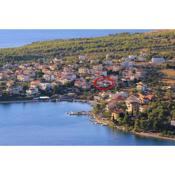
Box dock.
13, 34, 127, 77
67, 111, 91, 116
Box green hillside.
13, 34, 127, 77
0, 30, 175, 63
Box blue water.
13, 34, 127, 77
1, 29, 172, 146
0, 102, 174, 146
0, 29, 151, 48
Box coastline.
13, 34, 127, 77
0, 98, 94, 105
91, 113, 175, 142
1, 98, 175, 142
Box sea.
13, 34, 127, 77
0, 101, 174, 146
0, 29, 174, 146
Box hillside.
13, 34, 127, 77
0, 30, 175, 63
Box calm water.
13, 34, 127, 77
0, 29, 172, 146
0, 29, 151, 48
0, 102, 174, 146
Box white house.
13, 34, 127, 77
127, 55, 136, 61
121, 61, 134, 68
137, 56, 146, 62
151, 57, 165, 64
26, 87, 39, 96
39, 83, 52, 91
103, 60, 113, 65
79, 55, 86, 60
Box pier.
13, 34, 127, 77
67, 111, 91, 116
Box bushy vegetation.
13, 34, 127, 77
0, 30, 175, 64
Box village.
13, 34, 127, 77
0, 52, 175, 137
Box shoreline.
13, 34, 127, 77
1, 99, 175, 142
91, 113, 175, 142
0, 98, 94, 105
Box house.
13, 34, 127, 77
105, 100, 116, 111
136, 82, 147, 92
60, 72, 76, 83
90, 59, 99, 64
17, 74, 30, 82
111, 109, 124, 121
125, 95, 140, 115
110, 94, 126, 102
39, 83, 52, 91
171, 120, 175, 126
106, 53, 110, 60
114, 91, 128, 98
6, 80, 15, 87
43, 74, 55, 81
6, 86, 23, 95
49, 64, 57, 71
0, 73, 5, 80
138, 93, 154, 104
126, 55, 136, 61
151, 57, 165, 64
121, 61, 134, 68
139, 105, 148, 113
26, 87, 39, 96
137, 56, 146, 62
94, 96, 101, 101
30, 80, 41, 88
94, 70, 107, 76
78, 68, 89, 74
79, 55, 87, 60
59, 79, 69, 85
93, 64, 103, 71
103, 60, 113, 65
99, 92, 111, 99
74, 78, 90, 90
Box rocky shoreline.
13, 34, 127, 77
91, 112, 175, 142
0, 99, 175, 142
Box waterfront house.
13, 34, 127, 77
105, 100, 116, 111
6, 80, 15, 87
94, 96, 101, 101
111, 109, 124, 121
6, 86, 23, 95
26, 87, 39, 96
30, 80, 41, 88
125, 95, 140, 115
39, 83, 52, 91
